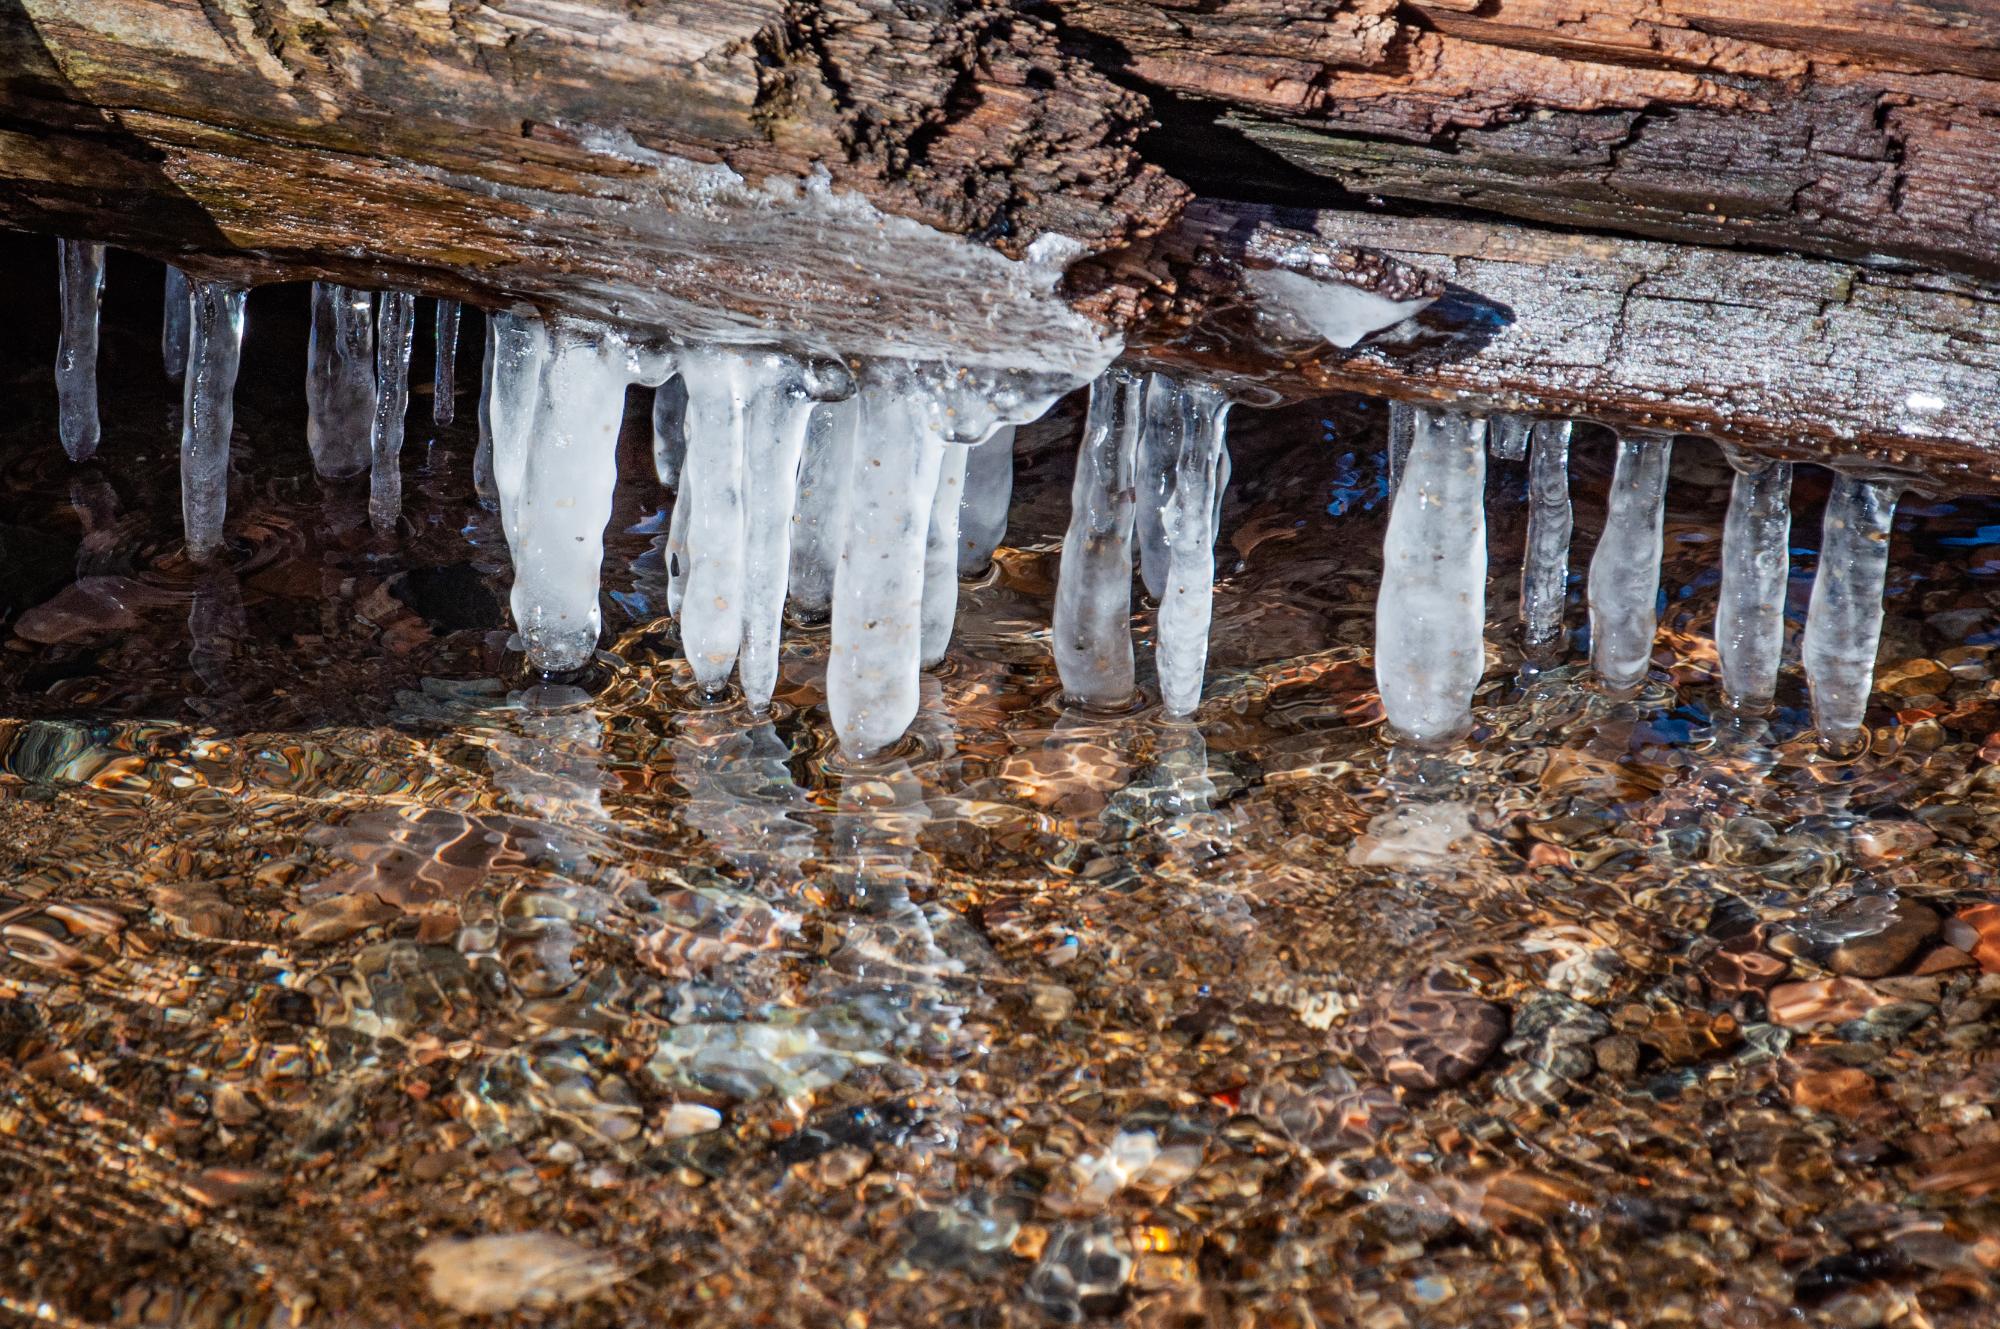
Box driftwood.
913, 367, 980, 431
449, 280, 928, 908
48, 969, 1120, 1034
3, 0, 1998, 464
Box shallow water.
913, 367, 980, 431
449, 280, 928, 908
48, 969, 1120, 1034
4, 244, 2000, 1327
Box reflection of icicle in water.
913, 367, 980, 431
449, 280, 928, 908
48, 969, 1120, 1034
1385, 400, 1416, 495
433, 298, 461, 426
1716, 451, 1793, 713
922, 442, 969, 667
488, 685, 612, 873
652, 376, 688, 488
188, 569, 245, 695
368, 291, 418, 532
1053, 370, 1144, 708
498, 319, 629, 673
1488, 414, 1532, 462
1587, 431, 1673, 695
789, 400, 856, 622
179, 281, 248, 561
55, 240, 105, 463
670, 714, 816, 881
306, 283, 376, 480
1375, 407, 1487, 744
163, 267, 190, 383
1803, 474, 1900, 752
1148, 374, 1234, 716
1521, 419, 1573, 661
958, 425, 1013, 576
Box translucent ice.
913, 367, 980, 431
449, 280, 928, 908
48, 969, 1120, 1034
788, 399, 857, 623
179, 281, 248, 560
1488, 414, 1532, 462
306, 282, 376, 480
1053, 370, 1144, 708
922, 442, 969, 667
486, 311, 550, 552
1375, 406, 1488, 744
474, 318, 498, 507
163, 266, 190, 383
1802, 474, 1900, 752
1521, 419, 1573, 661
434, 298, 462, 426
652, 376, 688, 488
1715, 452, 1793, 713
958, 425, 1014, 576
1145, 373, 1234, 717
1587, 431, 1673, 695
1386, 400, 1415, 495
369, 290, 418, 532
55, 239, 105, 463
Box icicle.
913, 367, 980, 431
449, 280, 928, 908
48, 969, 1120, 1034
55, 239, 105, 463
1375, 407, 1488, 744
1386, 399, 1415, 495
738, 362, 817, 711
433, 298, 461, 426
1803, 473, 1900, 753
1587, 431, 1673, 695
473, 317, 498, 506
1136, 411, 1170, 600
922, 442, 969, 667
1521, 419, 1574, 661
1715, 451, 1793, 714
957, 424, 1014, 576
665, 483, 691, 619
163, 266, 190, 383
305, 282, 375, 479
827, 370, 952, 757
788, 399, 857, 622
179, 281, 248, 561
368, 290, 418, 532
653, 376, 688, 488
1489, 413, 1532, 462
502, 319, 630, 674
1148, 373, 1234, 717
1052, 370, 1144, 708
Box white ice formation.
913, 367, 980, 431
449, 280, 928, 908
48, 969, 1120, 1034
369, 290, 418, 531
1715, 451, 1793, 713
179, 281, 248, 561
1144, 374, 1233, 716
1587, 431, 1673, 695
1374, 406, 1488, 744
1053, 370, 1145, 708
1802, 474, 1901, 752
1521, 419, 1573, 661
787, 399, 856, 622
56, 239, 105, 463
958, 425, 1014, 576
1243, 267, 1434, 349
307, 282, 376, 480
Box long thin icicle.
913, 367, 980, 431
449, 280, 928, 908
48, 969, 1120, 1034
958, 425, 1014, 576
180, 281, 248, 561
306, 282, 375, 479
1521, 419, 1573, 661
163, 266, 190, 383
653, 376, 688, 488
1802, 473, 1900, 753
1149, 373, 1234, 717
788, 399, 856, 622
677, 355, 749, 694
1136, 408, 1170, 600
1053, 370, 1145, 708
433, 298, 461, 426
1587, 431, 1673, 695
473, 316, 498, 506
503, 320, 629, 673
1716, 451, 1793, 713
738, 362, 816, 710
1375, 407, 1488, 743
368, 290, 418, 532
827, 370, 949, 757
56, 239, 105, 463
922, 442, 970, 667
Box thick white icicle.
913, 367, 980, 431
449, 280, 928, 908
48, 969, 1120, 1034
1149, 373, 1234, 717
1716, 452, 1793, 714
1521, 419, 1573, 660
306, 282, 375, 479
1802, 474, 1900, 752
486, 311, 549, 552
957, 424, 1014, 576
1053, 370, 1144, 708
922, 443, 969, 667
368, 290, 418, 532
788, 399, 857, 622
738, 364, 815, 710
163, 267, 190, 383
1375, 407, 1488, 744
433, 298, 461, 426
179, 281, 248, 561
55, 239, 105, 463
827, 370, 950, 757
504, 320, 631, 673
1587, 431, 1673, 695
653, 377, 688, 488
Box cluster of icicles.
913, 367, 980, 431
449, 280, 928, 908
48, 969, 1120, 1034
55, 242, 1900, 758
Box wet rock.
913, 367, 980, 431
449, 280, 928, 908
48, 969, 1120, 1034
659, 1102, 722, 1139
1347, 801, 1477, 869
0, 523, 81, 623
1767, 978, 1896, 1030
1914, 945, 1977, 975
1343, 970, 1508, 1091
1611, 1000, 1740, 1065
1947, 903, 2000, 972
415, 1232, 623, 1314
1026, 1218, 1131, 1323
1790, 1067, 1877, 1117
1770, 896, 1939, 979
391, 562, 504, 633
1592, 1034, 1641, 1078
1498, 990, 1611, 1103
1700, 944, 1790, 998
1248, 1071, 1408, 1151
1913, 1144, 2000, 1200
1849, 820, 1937, 866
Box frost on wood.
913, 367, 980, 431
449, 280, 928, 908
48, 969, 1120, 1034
179, 281, 247, 561
369, 290, 418, 533
1587, 432, 1673, 696
1521, 419, 1573, 662
307, 282, 377, 481
958, 425, 1014, 577
1716, 452, 1794, 714
1803, 474, 1901, 753
1375, 406, 1488, 745
55, 239, 104, 463
1146, 374, 1233, 717
1053, 369, 1145, 709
